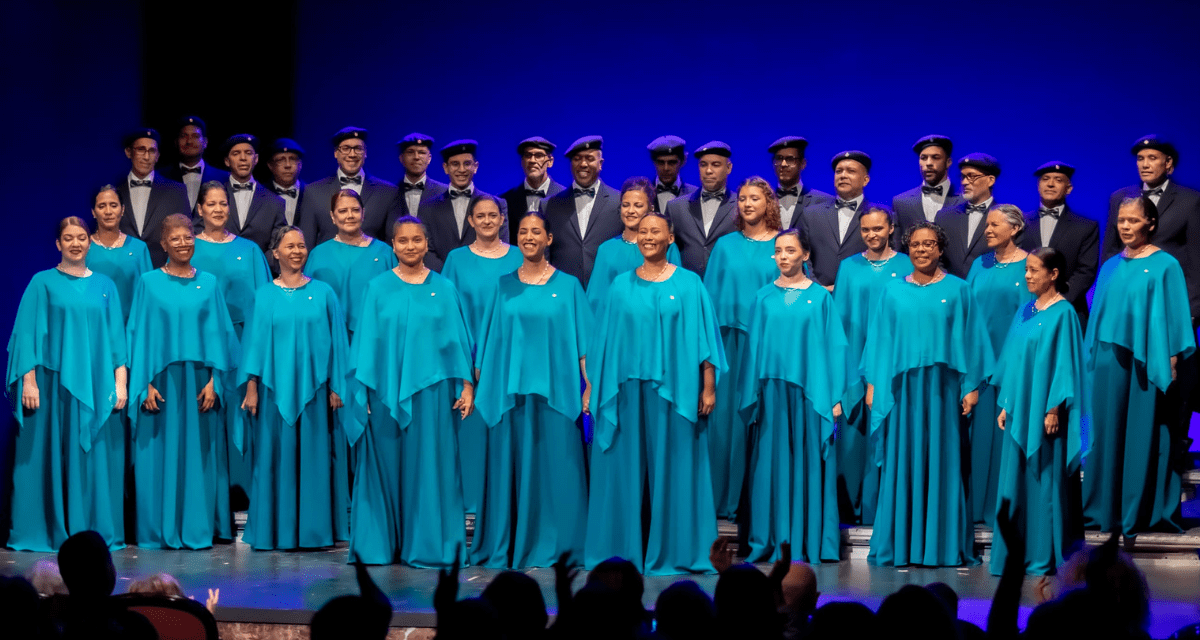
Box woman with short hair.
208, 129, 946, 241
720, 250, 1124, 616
86, 185, 152, 323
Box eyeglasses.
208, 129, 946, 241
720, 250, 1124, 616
961, 173, 989, 184
131, 146, 159, 156
773, 156, 801, 166
166, 235, 195, 246
908, 240, 940, 249
523, 152, 549, 161
337, 145, 366, 155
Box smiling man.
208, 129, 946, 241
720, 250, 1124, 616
500, 136, 565, 236
800, 150, 875, 288
295, 127, 401, 245
220, 134, 286, 254
647, 135, 697, 213
541, 135, 623, 287
416, 139, 508, 271
935, 153, 1000, 279
1018, 162, 1098, 327
396, 132, 447, 217
115, 128, 190, 267
669, 141, 738, 277
768, 136, 830, 230
167, 115, 230, 210
893, 134, 964, 245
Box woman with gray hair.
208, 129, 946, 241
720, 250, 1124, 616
966, 203, 1033, 526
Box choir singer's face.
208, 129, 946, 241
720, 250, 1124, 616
392, 222, 428, 267
274, 229, 309, 273
620, 190, 651, 231
907, 228, 941, 272
637, 215, 673, 261
517, 214, 552, 260
330, 195, 364, 236
859, 211, 892, 253
773, 234, 807, 279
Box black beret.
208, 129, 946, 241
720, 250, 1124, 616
831, 150, 872, 172
647, 135, 687, 159
1033, 161, 1075, 179
912, 134, 953, 155
221, 134, 259, 156
768, 136, 808, 155
331, 127, 368, 147
123, 128, 160, 148
1130, 135, 1179, 164
177, 115, 208, 136
693, 140, 732, 158
566, 135, 604, 157
440, 139, 478, 161
269, 138, 305, 159
958, 152, 1001, 177
397, 132, 435, 153
517, 136, 556, 154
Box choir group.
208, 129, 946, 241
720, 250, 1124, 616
6, 120, 1198, 579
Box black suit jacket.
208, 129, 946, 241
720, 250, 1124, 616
800, 196, 874, 286
1102, 182, 1200, 320
667, 188, 739, 278
501, 178, 566, 238
269, 179, 306, 226
115, 173, 191, 268
541, 181, 624, 287
165, 161, 231, 210
1020, 203, 1099, 325
893, 184, 965, 248
416, 188, 510, 271
398, 177, 449, 218
227, 181, 287, 254
780, 185, 833, 230
934, 200, 991, 279
295, 172, 401, 246
655, 181, 700, 214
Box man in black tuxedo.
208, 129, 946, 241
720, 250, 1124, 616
1102, 135, 1200, 324
1020, 161, 1099, 327
768, 136, 831, 230
266, 138, 305, 226
396, 132, 447, 219
541, 135, 623, 287
220, 134, 286, 254
800, 151, 874, 288
893, 134, 964, 245
935, 153, 1000, 279
417, 139, 508, 271
500, 136, 565, 237
668, 141, 738, 277
295, 127, 401, 245
166, 115, 229, 212
647, 135, 698, 213
115, 128, 190, 267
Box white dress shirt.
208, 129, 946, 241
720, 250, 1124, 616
403, 174, 426, 214
128, 170, 154, 234
921, 177, 951, 222
701, 188, 726, 236
967, 196, 994, 243
573, 181, 598, 235
337, 169, 364, 195
524, 177, 550, 212
655, 179, 682, 214
836, 194, 864, 242
1143, 179, 1170, 207
230, 177, 254, 230
1038, 203, 1064, 244
273, 181, 299, 224
180, 159, 206, 210
449, 183, 475, 239
777, 180, 803, 228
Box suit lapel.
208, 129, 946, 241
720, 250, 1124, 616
225, 181, 244, 230
687, 194, 705, 237
583, 185, 608, 238
1157, 182, 1177, 217
241, 186, 267, 231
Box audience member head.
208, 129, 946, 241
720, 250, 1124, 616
808, 601, 877, 640
654, 580, 716, 640
27, 559, 68, 596
587, 557, 646, 618
437, 597, 502, 640
714, 564, 782, 639
58, 530, 116, 601
925, 581, 959, 618
567, 582, 639, 640
481, 571, 547, 639
0, 576, 43, 640
781, 562, 819, 615
127, 574, 185, 599
876, 585, 957, 640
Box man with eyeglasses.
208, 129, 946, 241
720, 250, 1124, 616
669, 141, 739, 278
166, 115, 230, 211
1019, 162, 1098, 328
647, 135, 697, 214
295, 126, 401, 245
115, 128, 190, 267
541, 135, 623, 287
220, 134, 286, 254
768, 136, 830, 230
935, 153, 1000, 279
266, 138, 305, 225
418, 139, 508, 271
892, 135, 964, 246
800, 150, 876, 288
500, 137, 565, 238
396, 132, 447, 218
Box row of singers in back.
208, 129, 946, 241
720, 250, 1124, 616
8, 159, 1195, 576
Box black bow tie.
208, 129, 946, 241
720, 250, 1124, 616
1142, 187, 1164, 197
701, 191, 724, 202
449, 189, 472, 199
656, 183, 680, 196
776, 187, 799, 198
129, 178, 152, 188
524, 188, 546, 198
231, 181, 255, 192
921, 184, 944, 196
402, 182, 424, 193
180, 166, 202, 175
573, 187, 596, 198
1038, 207, 1061, 219
965, 203, 988, 214
339, 174, 363, 186
835, 198, 858, 211
274, 186, 297, 198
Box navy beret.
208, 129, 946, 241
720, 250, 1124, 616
221, 134, 258, 157
1033, 161, 1075, 179
177, 115, 207, 136
831, 150, 872, 172
648, 135, 687, 159
440, 139, 478, 161
566, 135, 604, 157
768, 136, 808, 155
1130, 134, 1178, 164
269, 138, 305, 159
912, 134, 953, 155
331, 127, 368, 147
397, 132, 435, 153
518, 136, 556, 154
123, 128, 160, 148
693, 140, 732, 158
958, 152, 1001, 177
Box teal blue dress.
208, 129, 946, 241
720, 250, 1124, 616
587, 236, 681, 309
701, 232, 778, 518
441, 244, 523, 515
585, 268, 727, 575
6, 269, 127, 551
469, 270, 592, 569
988, 300, 1087, 575
238, 279, 354, 550
305, 238, 397, 334
966, 253, 1033, 526
1081, 251, 1195, 535
739, 283, 847, 563
831, 252, 912, 525
87, 236, 152, 323
126, 270, 241, 549
863, 275, 993, 567
348, 269, 474, 567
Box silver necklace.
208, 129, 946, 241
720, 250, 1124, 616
640, 263, 671, 282
56, 263, 90, 277
863, 250, 895, 272
519, 260, 550, 285
471, 241, 506, 257
1033, 293, 1064, 313
908, 270, 945, 287
396, 267, 428, 284
162, 265, 196, 278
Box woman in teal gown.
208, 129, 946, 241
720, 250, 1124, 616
470, 211, 592, 568
126, 214, 241, 549
586, 177, 681, 310
305, 189, 398, 335
1082, 196, 1195, 536
6, 217, 128, 551
831, 204, 912, 525
441, 195, 523, 515
348, 215, 475, 567
702, 176, 782, 519
988, 248, 1086, 575
863, 222, 993, 567
238, 226, 353, 550
740, 229, 847, 563
584, 211, 727, 576
965, 204, 1033, 526
85, 185, 152, 323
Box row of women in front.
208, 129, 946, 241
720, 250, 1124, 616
8, 175, 1194, 578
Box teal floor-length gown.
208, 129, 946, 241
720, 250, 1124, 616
126, 270, 240, 549
1081, 251, 1195, 536
701, 232, 778, 518
6, 269, 127, 551
305, 238, 397, 333
87, 236, 152, 323
470, 270, 592, 568
832, 252, 912, 524
988, 300, 1086, 575
739, 283, 848, 563
966, 253, 1033, 525
441, 245, 523, 515
863, 274, 993, 567
348, 269, 474, 567
585, 268, 727, 575
238, 279, 354, 550
587, 236, 681, 309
